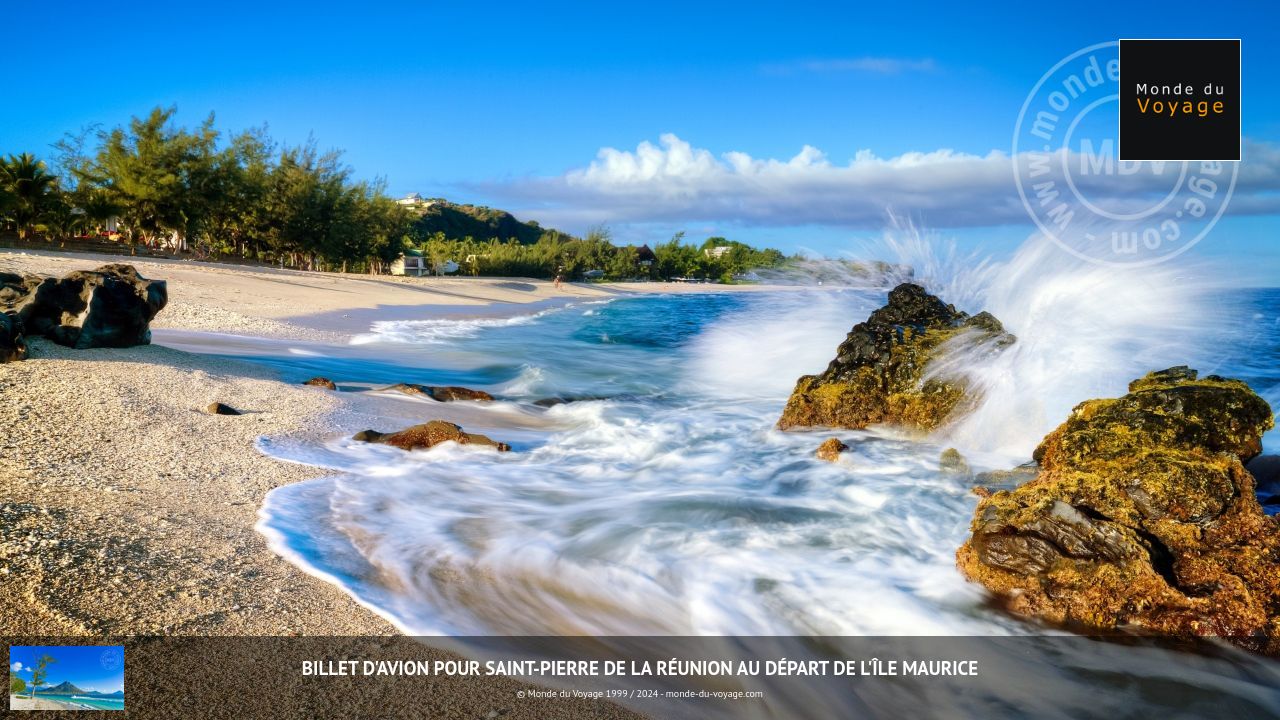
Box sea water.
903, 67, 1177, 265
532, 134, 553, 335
163, 237, 1280, 717
58, 695, 125, 711
250, 284, 1279, 635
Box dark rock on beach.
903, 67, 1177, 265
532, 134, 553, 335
957, 367, 1280, 654
533, 395, 613, 408
384, 383, 494, 402
777, 283, 1014, 431
207, 402, 242, 416
0, 312, 27, 363
353, 420, 511, 452
303, 377, 338, 390
816, 437, 849, 462
1, 264, 167, 350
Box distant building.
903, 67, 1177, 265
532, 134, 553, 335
704, 246, 731, 259
390, 249, 428, 276
396, 193, 438, 208
635, 244, 657, 266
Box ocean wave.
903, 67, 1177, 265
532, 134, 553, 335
350, 307, 565, 345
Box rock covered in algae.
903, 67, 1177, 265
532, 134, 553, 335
353, 420, 511, 452
777, 283, 1014, 431
957, 366, 1280, 654
816, 437, 849, 462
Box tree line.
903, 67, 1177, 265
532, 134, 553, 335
0, 106, 792, 279
417, 230, 788, 282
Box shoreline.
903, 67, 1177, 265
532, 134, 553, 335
0, 248, 821, 342
0, 250, 650, 718
8, 694, 92, 711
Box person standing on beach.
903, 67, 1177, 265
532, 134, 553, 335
554, 266, 564, 290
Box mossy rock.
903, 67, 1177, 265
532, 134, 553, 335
777, 283, 1013, 431
957, 367, 1280, 655
354, 420, 510, 452
816, 437, 849, 462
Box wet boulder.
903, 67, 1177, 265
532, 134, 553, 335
5, 264, 167, 349
957, 367, 1280, 655
816, 437, 849, 462
353, 420, 510, 452
303, 377, 338, 390
777, 283, 1013, 431
384, 383, 494, 402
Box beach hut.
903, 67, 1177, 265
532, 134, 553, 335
391, 249, 429, 277
635, 244, 657, 266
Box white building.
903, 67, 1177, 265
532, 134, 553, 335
390, 250, 428, 276
396, 193, 438, 208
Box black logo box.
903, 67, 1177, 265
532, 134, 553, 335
1119, 39, 1241, 161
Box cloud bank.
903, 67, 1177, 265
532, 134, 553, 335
476, 135, 1280, 232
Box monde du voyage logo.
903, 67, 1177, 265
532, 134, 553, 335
1013, 40, 1241, 267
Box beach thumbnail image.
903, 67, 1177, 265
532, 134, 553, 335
8, 645, 125, 712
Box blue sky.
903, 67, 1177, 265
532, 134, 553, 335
3, 1, 1278, 276
10, 646, 125, 694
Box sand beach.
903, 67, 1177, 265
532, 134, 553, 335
0, 250, 712, 717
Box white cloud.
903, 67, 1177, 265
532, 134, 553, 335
10, 662, 21, 672
478, 135, 1280, 232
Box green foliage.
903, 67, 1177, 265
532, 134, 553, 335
0, 153, 59, 239
0, 107, 413, 272
30, 654, 54, 698
10, 673, 25, 695
413, 201, 544, 245
415, 228, 789, 281
2, 106, 788, 278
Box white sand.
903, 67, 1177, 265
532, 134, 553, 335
8, 694, 85, 710
1, 248, 794, 341
0, 249, 684, 718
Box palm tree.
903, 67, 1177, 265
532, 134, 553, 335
0, 153, 58, 239
77, 187, 123, 237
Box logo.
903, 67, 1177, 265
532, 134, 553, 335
1119, 39, 1241, 161
1013, 41, 1237, 266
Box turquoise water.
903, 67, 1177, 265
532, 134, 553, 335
246, 284, 1280, 640
39, 695, 124, 711
154, 240, 1280, 717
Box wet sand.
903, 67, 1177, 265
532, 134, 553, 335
0, 250, 659, 718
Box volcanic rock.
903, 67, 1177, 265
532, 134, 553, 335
816, 437, 849, 462
957, 367, 1280, 654
0, 312, 26, 363
353, 420, 510, 452
303, 377, 338, 390
3, 263, 167, 349
777, 283, 1013, 431
207, 402, 242, 416
384, 383, 494, 402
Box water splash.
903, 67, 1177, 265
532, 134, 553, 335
851, 220, 1236, 457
